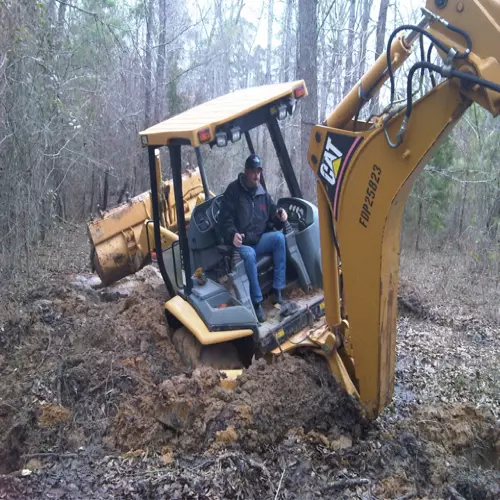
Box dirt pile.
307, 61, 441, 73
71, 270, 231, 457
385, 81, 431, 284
414, 405, 500, 469
0, 269, 363, 473
372, 403, 500, 499
7, 400, 499, 500
0, 268, 185, 474
110, 356, 365, 454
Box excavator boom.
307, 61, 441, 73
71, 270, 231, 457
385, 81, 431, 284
301, 0, 500, 418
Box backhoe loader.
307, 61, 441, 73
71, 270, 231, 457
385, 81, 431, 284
119, 0, 500, 419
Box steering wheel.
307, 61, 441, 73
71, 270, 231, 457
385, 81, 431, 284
282, 204, 305, 231
210, 195, 223, 224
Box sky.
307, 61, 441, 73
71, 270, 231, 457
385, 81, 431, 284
241, 0, 427, 51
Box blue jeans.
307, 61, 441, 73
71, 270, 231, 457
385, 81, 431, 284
238, 231, 286, 304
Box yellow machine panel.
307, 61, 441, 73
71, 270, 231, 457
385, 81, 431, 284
140, 81, 307, 147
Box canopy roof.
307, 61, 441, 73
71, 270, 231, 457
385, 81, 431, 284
139, 80, 307, 147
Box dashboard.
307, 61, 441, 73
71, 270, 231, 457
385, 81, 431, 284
192, 195, 222, 233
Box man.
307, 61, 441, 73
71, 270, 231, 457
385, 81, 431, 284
219, 154, 288, 323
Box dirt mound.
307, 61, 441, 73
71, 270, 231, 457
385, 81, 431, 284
110, 355, 365, 455
366, 404, 500, 499
0, 270, 363, 473
0, 271, 186, 474
398, 279, 430, 318
8, 399, 499, 500
414, 404, 500, 469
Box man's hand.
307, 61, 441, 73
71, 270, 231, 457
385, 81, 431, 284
233, 232, 245, 247
277, 208, 288, 223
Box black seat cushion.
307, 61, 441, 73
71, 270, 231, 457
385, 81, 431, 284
256, 254, 272, 271
216, 244, 233, 257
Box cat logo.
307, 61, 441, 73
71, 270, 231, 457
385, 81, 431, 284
319, 136, 343, 186
316, 131, 363, 219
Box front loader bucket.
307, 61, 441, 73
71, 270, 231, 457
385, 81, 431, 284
88, 169, 206, 286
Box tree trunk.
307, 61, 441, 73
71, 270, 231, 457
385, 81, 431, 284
343, 0, 357, 97
154, 0, 167, 123
486, 191, 500, 239
319, 38, 328, 123
357, 0, 373, 81
90, 168, 96, 215
458, 180, 469, 239
55, 0, 67, 49
415, 198, 423, 251
281, 0, 293, 82
144, 0, 154, 128
297, 0, 318, 201
46, 0, 57, 25
375, 0, 390, 57
372, 0, 390, 113
266, 0, 274, 84
101, 169, 110, 211
263, 0, 275, 180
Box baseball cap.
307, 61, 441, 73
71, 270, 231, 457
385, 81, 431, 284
245, 154, 263, 170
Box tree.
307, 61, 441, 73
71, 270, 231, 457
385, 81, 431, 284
144, 0, 154, 129
297, 0, 318, 201
280, 0, 295, 82
372, 0, 390, 113
3, 0, 500, 280
357, 0, 373, 81
265, 0, 274, 84
343, 0, 357, 96
407, 138, 454, 250
154, 0, 167, 123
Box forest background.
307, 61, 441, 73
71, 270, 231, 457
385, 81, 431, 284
1, 0, 499, 305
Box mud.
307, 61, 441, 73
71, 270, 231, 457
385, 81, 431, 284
110, 356, 364, 455
0, 268, 184, 475
0, 263, 499, 498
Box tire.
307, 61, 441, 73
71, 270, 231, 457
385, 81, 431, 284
172, 327, 202, 369
90, 245, 97, 272
172, 327, 243, 370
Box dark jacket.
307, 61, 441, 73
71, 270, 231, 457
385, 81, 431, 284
219, 173, 282, 246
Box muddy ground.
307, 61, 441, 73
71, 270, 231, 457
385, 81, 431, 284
0, 237, 499, 499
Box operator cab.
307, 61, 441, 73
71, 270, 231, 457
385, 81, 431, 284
139, 81, 324, 365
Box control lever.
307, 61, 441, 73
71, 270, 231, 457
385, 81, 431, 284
283, 220, 294, 235
278, 207, 294, 235
232, 247, 242, 266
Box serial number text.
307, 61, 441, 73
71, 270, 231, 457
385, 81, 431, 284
359, 165, 382, 228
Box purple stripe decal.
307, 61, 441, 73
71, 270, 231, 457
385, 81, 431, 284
333, 136, 363, 219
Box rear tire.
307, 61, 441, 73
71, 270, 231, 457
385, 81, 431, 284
172, 327, 243, 370
90, 245, 97, 272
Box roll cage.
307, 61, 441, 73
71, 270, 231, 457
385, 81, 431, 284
140, 81, 308, 297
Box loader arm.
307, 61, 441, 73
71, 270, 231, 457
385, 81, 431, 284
307, 0, 500, 418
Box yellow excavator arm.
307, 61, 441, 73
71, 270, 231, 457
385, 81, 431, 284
306, 0, 500, 418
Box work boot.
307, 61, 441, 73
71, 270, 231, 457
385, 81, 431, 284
272, 288, 284, 305
254, 302, 266, 323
